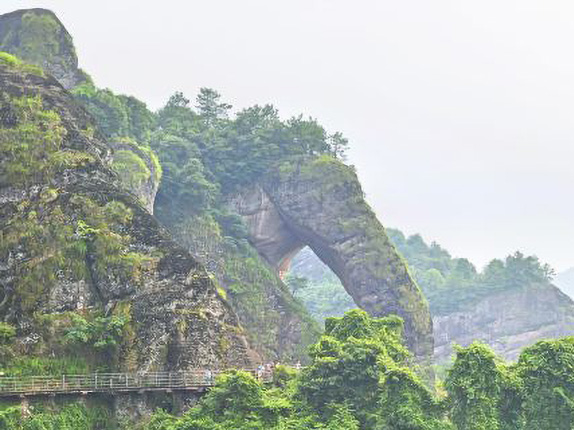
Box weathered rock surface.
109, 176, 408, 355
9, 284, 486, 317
0, 7, 432, 367
232, 185, 305, 276
0, 64, 252, 371
433, 282, 574, 363
232, 157, 434, 362
153, 211, 320, 363
0, 8, 86, 89
109, 141, 161, 213
291, 249, 574, 364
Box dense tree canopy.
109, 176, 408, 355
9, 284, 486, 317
387, 229, 555, 315
130, 310, 574, 430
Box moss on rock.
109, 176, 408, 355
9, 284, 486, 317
0, 61, 253, 378
0, 9, 85, 88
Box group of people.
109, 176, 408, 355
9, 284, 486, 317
256, 361, 302, 381
201, 361, 303, 385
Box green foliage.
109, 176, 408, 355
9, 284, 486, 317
197, 371, 265, 422
294, 229, 558, 323
445, 338, 574, 430
73, 82, 155, 142
64, 313, 129, 351
284, 275, 310, 295
379, 367, 453, 430
0, 407, 20, 430
151, 88, 350, 212
445, 343, 505, 430
294, 280, 355, 321
1, 356, 90, 377
0, 51, 19, 66
387, 229, 555, 315
1, 11, 66, 76
145, 311, 450, 430
163, 212, 318, 359
68, 196, 156, 284
516, 338, 574, 429
299, 310, 440, 429
112, 149, 151, 190
0, 51, 44, 76
0, 403, 113, 430
195, 87, 232, 127
0, 95, 67, 186
1, 203, 86, 311
1, 183, 153, 311
0, 323, 16, 343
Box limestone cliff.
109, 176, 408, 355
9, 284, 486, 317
233, 156, 434, 363
109, 140, 162, 213
1, 8, 435, 366
0, 8, 86, 89
153, 208, 320, 362
290, 235, 574, 364
0, 62, 251, 373
433, 282, 574, 363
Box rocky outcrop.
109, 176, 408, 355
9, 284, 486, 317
232, 156, 433, 362
231, 185, 305, 276
110, 141, 161, 213
433, 282, 574, 363
291, 249, 574, 364
153, 211, 321, 363
0, 7, 432, 366
0, 8, 86, 89
0, 63, 252, 371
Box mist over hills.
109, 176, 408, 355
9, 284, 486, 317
556, 267, 574, 299
290, 229, 574, 363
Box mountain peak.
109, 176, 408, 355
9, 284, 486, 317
0, 8, 86, 89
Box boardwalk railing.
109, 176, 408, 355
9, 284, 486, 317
0, 370, 271, 397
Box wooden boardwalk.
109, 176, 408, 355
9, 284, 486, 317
0, 370, 270, 397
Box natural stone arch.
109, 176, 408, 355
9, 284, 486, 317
232, 157, 433, 362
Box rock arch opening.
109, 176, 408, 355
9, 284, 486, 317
231, 158, 434, 363
287, 247, 354, 321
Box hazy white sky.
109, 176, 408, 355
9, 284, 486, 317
3, 0, 573, 271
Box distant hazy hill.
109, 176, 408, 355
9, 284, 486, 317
290, 231, 574, 363
555, 268, 574, 299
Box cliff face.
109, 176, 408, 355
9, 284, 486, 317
153, 207, 320, 363
0, 8, 86, 89
233, 156, 434, 363
0, 8, 435, 365
290, 240, 574, 364
110, 140, 161, 213
433, 282, 574, 363
0, 63, 251, 373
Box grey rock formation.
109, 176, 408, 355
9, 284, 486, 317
433, 282, 574, 363
0, 63, 252, 372
154, 209, 320, 363
0, 8, 86, 89
232, 185, 305, 276
232, 157, 433, 362
110, 141, 161, 213
290, 247, 574, 364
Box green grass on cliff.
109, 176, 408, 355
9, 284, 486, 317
0, 51, 44, 76
0, 92, 159, 377
165, 214, 320, 360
